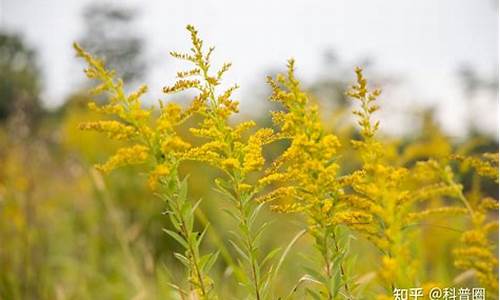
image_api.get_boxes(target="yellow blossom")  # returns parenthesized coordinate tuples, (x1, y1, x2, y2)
(379, 256, 397, 284)
(79, 120, 136, 140)
(148, 164, 171, 190)
(96, 145, 149, 174)
(453, 153, 499, 183)
(221, 158, 240, 170)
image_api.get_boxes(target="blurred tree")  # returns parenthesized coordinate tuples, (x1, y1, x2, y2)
(457, 64, 498, 138)
(0, 32, 42, 126)
(308, 49, 389, 112)
(308, 49, 352, 109)
(79, 2, 147, 84)
(458, 65, 498, 98)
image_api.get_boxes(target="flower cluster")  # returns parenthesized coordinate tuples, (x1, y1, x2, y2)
(160, 25, 286, 299)
(74, 25, 498, 300)
(260, 60, 355, 299)
(342, 69, 477, 293)
(260, 60, 342, 216)
(75, 37, 217, 299)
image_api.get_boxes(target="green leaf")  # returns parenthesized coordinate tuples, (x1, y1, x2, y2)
(305, 288, 322, 300)
(248, 202, 265, 228)
(260, 247, 281, 269)
(191, 198, 203, 214)
(329, 269, 341, 298)
(165, 211, 182, 231)
(202, 251, 219, 273)
(228, 239, 249, 262)
(213, 178, 235, 200)
(178, 177, 189, 201)
(173, 252, 191, 267)
(196, 224, 210, 249)
(181, 200, 192, 225)
(303, 266, 327, 283)
(222, 208, 239, 222)
(284, 274, 321, 300)
(271, 229, 306, 283)
(252, 221, 272, 245)
(163, 228, 188, 249)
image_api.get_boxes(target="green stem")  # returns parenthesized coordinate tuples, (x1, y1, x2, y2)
(195, 209, 246, 283)
(197, 45, 262, 299)
(332, 230, 353, 300)
(442, 170, 474, 217)
(322, 228, 333, 300)
(171, 178, 208, 298)
(237, 195, 262, 300)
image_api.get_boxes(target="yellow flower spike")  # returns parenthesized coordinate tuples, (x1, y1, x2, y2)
(347, 67, 381, 140)
(176, 68, 201, 79)
(234, 120, 257, 137)
(407, 206, 468, 223)
(237, 183, 252, 193)
(162, 79, 201, 94)
(88, 101, 124, 115)
(264, 60, 365, 299)
(161, 136, 191, 154)
(221, 158, 240, 170)
(330, 211, 372, 226)
(257, 173, 287, 187)
(127, 84, 148, 103)
(478, 197, 499, 211)
(255, 186, 296, 204)
(79, 120, 137, 140)
(344, 67, 456, 291)
(242, 128, 274, 173)
(379, 256, 397, 284)
(96, 145, 149, 174)
(452, 153, 499, 183)
(321, 200, 333, 213)
(148, 164, 171, 191)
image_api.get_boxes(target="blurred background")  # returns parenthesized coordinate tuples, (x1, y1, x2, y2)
(0, 0, 498, 299)
(1, 0, 498, 137)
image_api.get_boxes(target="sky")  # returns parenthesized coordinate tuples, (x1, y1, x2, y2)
(0, 0, 498, 138)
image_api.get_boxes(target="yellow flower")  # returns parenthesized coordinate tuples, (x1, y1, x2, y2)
(453, 197, 499, 294)
(453, 153, 499, 183)
(79, 120, 136, 140)
(148, 164, 171, 190)
(264, 60, 343, 220)
(221, 158, 240, 170)
(330, 210, 372, 226)
(243, 128, 274, 173)
(346, 67, 381, 139)
(161, 136, 191, 153)
(379, 256, 397, 284)
(96, 145, 149, 174)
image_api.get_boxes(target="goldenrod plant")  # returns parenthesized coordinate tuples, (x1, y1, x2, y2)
(451, 153, 499, 294)
(262, 60, 354, 299)
(74, 42, 218, 299)
(161, 25, 292, 300)
(66, 25, 499, 300)
(342, 68, 424, 295)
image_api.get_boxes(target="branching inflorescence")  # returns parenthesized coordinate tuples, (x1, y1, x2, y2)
(75, 25, 499, 300)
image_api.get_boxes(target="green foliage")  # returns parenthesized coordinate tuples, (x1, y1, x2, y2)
(0, 24, 497, 300)
(161, 177, 218, 299)
(0, 32, 41, 124)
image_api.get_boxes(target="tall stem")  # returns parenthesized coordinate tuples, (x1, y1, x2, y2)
(172, 178, 208, 298)
(332, 230, 353, 299)
(317, 222, 353, 300)
(235, 189, 262, 300)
